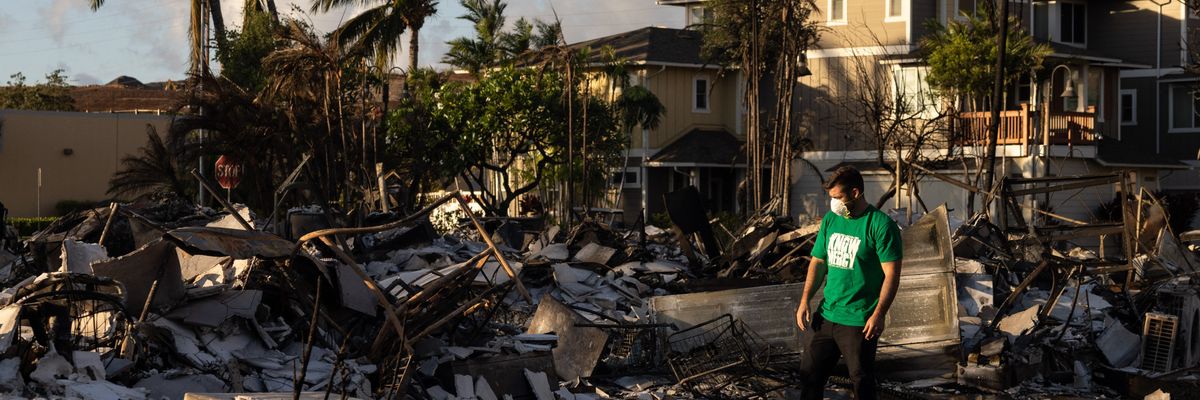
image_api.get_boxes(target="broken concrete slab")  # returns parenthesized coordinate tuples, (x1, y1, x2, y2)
(523, 369, 554, 400)
(134, 373, 228, 400)
(573, 243, 616, 265)
(534, 243, 569, 261)
(65, 379, 150, 400)
(165, 290, 262, 327)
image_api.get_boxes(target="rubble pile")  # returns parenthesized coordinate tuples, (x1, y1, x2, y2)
(0, 176, 1198, 399)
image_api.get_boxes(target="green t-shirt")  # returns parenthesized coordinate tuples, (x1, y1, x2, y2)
(810, 205, 903, 327)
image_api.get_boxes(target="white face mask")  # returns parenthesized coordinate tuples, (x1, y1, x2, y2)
(830, 197, 851, 218)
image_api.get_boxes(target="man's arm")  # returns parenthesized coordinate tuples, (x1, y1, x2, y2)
(796, 257, 826, 331)
(863, 260, 901, 339)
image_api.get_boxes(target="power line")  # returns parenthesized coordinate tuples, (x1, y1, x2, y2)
(0, 20, 190, 57)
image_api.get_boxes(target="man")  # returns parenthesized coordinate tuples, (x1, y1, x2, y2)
(796, 166, 903, 400)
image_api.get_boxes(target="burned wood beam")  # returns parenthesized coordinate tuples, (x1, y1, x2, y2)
(989, 260, 1050, 332)
(454, 194, 534, 304)
(190, 169, 255, 231)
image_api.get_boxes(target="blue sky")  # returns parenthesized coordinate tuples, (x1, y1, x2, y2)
(0, 0, 684, 86)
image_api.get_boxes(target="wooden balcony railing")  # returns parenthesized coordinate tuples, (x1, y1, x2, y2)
(952, 104, 1098, 146)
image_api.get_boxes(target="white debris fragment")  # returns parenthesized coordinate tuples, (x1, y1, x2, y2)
(60, 239, 109, 274)
(475, 376, 498, 400)
(996, 304, 1040, 345)
(524, 369, 555, 400)
(455, 374, 475, 399)
(535, 243, 570, 261)
(1097, 316, 1140, 368)
(71, 351, 105, 381)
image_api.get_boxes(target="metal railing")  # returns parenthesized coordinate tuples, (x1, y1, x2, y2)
(952, 104, 1098, 146)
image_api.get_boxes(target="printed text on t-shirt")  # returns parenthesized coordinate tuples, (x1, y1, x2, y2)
(827, 232, 860, 270)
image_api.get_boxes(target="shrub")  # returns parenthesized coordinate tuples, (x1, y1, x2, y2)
(5, 217, 58, 237)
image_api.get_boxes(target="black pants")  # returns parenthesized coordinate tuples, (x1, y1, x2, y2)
(800, 312, 879, 400)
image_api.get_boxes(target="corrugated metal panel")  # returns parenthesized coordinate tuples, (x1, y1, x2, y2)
(650, 283, 806, 354)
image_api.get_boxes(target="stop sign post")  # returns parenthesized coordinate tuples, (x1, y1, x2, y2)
(214, 155, 243, 202)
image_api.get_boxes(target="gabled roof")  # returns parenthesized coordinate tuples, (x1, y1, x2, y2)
(647, 128, 744, 167)
(568, 27, 708, 67)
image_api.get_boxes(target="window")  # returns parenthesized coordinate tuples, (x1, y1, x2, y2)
(953, 0, 975, 19)
(1032, 2, 1049, 40)
(1059, 2, 1086, 45)
(1086, 67, 1103, 120)
(1119, 89, 1137, 125)
(687, 5, 712, 26)
(828, 0, 846, 24)
(886, 0, 904, 20)
(693, 75, 710, 113)
(891, 66, 938, 119)
(1169, 84, 1200, 132)
(610, 168, 640, 189)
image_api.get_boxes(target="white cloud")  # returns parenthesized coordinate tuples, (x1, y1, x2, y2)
(37, 0, 75, 44)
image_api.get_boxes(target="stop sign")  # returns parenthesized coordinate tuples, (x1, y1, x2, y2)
(214, 155, 243, 189)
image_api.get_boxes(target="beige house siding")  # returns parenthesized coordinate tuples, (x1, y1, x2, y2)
(814, 0, 910, 49)
(797, 55, 890, 152)
(0, 110, 172, 217)
(642, 67, 739, 149)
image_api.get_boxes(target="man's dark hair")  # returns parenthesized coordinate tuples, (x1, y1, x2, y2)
(823, 166, 865, 192)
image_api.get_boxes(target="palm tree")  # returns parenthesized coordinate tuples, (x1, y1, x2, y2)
(312, 0, 438, 75)
(108, 125, 191, 200)
(442, 0, 506, 75)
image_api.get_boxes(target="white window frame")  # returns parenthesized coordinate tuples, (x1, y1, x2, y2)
(692, 74, 711, 113)
(686, 5, 711, 26)
(1168, 84, 1200, 133)
(827, 0, 847, 25)
(1056, 2, 1087, 47)
(888, 65, 938, 120)
(1119, 89, 1137, 126)
(611, 167, 641, 189)
(885, 0, 906, 22)
(951, 0, 974, 21)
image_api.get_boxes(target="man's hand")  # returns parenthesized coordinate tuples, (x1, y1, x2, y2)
(863, 313, 886, 340)
(796, 302, 811, 331)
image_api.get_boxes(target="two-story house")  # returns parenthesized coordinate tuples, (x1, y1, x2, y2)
(662, 0, 1197, 228)
(556, 26, 746, 226)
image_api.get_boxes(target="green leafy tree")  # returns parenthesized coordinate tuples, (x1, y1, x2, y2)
(386, 67, 626, 215)
(0, 70, 76, 111)
(921, 6, 1050, 111)
(216, 5, 277, 92)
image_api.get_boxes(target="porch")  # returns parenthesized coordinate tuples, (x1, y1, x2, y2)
(952, 104, 1099, 146)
